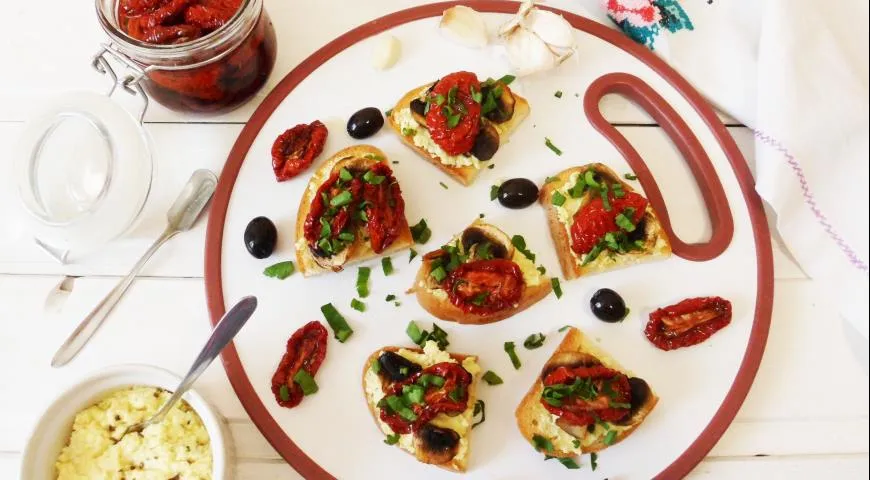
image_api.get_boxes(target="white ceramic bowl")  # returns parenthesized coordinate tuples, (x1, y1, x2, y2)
(19, 364, 233, 480)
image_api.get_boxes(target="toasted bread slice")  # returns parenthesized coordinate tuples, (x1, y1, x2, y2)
(408, 219, 551, 324)
(294, 145, 413, 276)
(516, 327, 658, 458)
(387, 79, 530, 186)
(362, 341, 481, 473)
(539, 163, 671, 280)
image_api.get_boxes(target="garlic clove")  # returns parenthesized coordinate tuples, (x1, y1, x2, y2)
(371, 35, 401, 70)
(504, 27, 556, 77)
(526, 9, 576, 50)
(498, 0, 535, 37)
(440, 5, 488, 49)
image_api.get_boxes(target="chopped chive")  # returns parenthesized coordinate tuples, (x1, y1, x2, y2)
(278, 384, 290, 402)
(554, 90, 563, 98)
(487, 164, 495, 169)
(554, 457, 580, 469)
(410, 219, 431, 244)
(523, 333, 546, 349)
(392, 160, 399, 164)
(320, 303, 353, 342)
(490, 184, 500, 201)
(551, 191, 566, 207)
(551, 278, 562, 299)
(430, 266, 447, 282)
(615, 213, 636, 232)
(590, 452, 598, 471)
(478, 213, 485, 219)
(448, 385, 465, 402)
(362, 170, 386, 185)
(293, 370, 318, 396)
(482, 370, 503, 385)
(532, 434, 553, 452)
(384, 433, 400, 445)
(510, 235, 536, 261)
(356, 267, 371, 298)
(350, 298, 366, 312)
(371, 358, 381, 374)
(536, 265, 546, 274)
(472, 399, 486, 428)
(497, 74, 516, 85)
(401, 127, 416, 136)
(439, 181, 448, 190)
(600, 183, 612, 211)
(603, 430, 617, 445)
(544, 137, 563, 156)
(573, 439, 581, 449)
(504, 341, 521, 369)
(584, 171, 600, 188)
(338, 231, 355, 242)
(406, 321, 426, 345)
(339, 167, 353, 182)
(409, 248, 418, 262)
(624, 173, 638, 180)
(264, 261, 295, 280)
(385, 294, 396, 302)
(558, 325, 572, 332)
(381, 256, 394, 276)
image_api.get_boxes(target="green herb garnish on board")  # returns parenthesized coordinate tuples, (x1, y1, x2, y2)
(472, 400, 486, 428)
(532, 434, 553, 452)
(264, 261, 295, 280)
(551, 278, 563, 299)
(293, 370, 318, 396)
(410, 219, 431, 244)
(409, 248, 418, 262)
(482, 370, 503, 385)
(511, 235, 536, 261)
(545, 137, 563, 156)
(523, 333, 546, 349)
(590, 452, 598, 471)
(504, 341, 521, 369)
(490, 185, 500, 201)
(384, 433, 400, 445)
(554, 90, 563, 98)
(320, 303, 353, 342)
(382, 256, 394, 276)
(356, 267, 371, 298)
(624, 173, 638, 180)
(350, 298, 366, 312)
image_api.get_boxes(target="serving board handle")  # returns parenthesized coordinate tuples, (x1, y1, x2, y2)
(584, 72, 734, 261)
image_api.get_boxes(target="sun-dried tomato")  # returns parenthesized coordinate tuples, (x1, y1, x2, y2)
(571, 191, 648, 256)
(443, 259, 525, 315)
(541, 365, 631, 426)
(270, 321, 328, 408)
(362, 163, 405, 253)
(271, 120, 329, 181)
(118, 0, 240, 44)
(645, 296, 732, 351)
(379, 362, 472, 434)
(425, 71, 482, 156)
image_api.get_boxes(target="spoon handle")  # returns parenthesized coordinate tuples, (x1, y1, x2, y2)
(50, 227, 178, 368)
(148, 296, 258, 426)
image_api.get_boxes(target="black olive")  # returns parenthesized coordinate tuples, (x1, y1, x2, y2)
(590, 288, 628, 322)
(628, 377, 650, 415)
(460, 227, 508, 259)
(410, 98, 427, 117)
(627, 217, 647, 243)
(243, 217, 277, 259)
(417, 424, 460, 454)
(470, 123, 499, 161)
(497, 178, 539, 209)
(377, 351, 422, 382)
(347, 107, 384, 139)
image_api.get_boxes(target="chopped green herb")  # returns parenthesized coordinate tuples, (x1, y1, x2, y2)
(612, 182, 626, 198)
(470, 85, 482, 103)
(446, 111, 462, 128)
(568, 175, 588, 198)
(430, 265, 447, 282)
(433, 94, 445, 106)
(350, 298, 366, 312)
(490, 184, 500, 201)
(498, 74, 516, 85)
(402, 384, 425, 404)
(558, 325, 572, 332)
(381, 256, 394, 276)
(603, 430, 617, 445)
(471, 292, 489, 306)
(439, 181, 448, 190)
(551, 278, 563, 299)
(551, 191, 566, 207)
(409, 248, 418, 262)
(384, 433, 400, 445)
(523, 333, 546, 349)
(392, 160, 399, 164)
(293, 370, 318, 396)
(338, 232, 355, 242)
(320, 303, 353, 342)
(553, 457, 580, 469)
(264, 261, 295, 280)
(624, 173, 638, 180)
(362, 170, 386, 185)
(572, 439, 581, 449)
(532, 434, 554, 452)
(406, 321, 426, 345)
(479, 213, 485, 219)
(504, 341, 521, 369)
(472, 399, 486, 428)
(582, 242, 605, 266)
(584, 171, 600, 188)
(278, 384, 290, 402)
(475, 242, 493, 260)
(401, 127, 417, 136)
(410, 219, 431, 244)
(482, 370, 503, 385)
(544, 137, 563, 156)
(385, 294, 396, 302)
(429, 323, 450, 350)
(487, 164, 495, 169)
(536, 265, 546, 275)
(600, 183, 612, 211)
(417, 374, 446, 388)
(385, 109, 393, 117)
(590, 452, 598, 471)
(448, 385, 465, 402)
(615, 212, 636, 232)
(371, 358, 381, 374)
(511, 235, 536, 261)
(356, 267, 371, 298)
(339, 167, 353, 182)
(554, 90, 563, 98)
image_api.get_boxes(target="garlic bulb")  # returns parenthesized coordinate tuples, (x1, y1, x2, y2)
(439, 5, 488, 49)
(371, 35, 401, 70)
(499, 0, 576, 76)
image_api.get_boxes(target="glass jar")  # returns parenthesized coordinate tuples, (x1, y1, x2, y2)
(95, 0, 277, 115)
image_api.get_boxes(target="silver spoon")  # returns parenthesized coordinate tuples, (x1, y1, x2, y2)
(51, 169, 218, 368)
(117, 295, 257, 441)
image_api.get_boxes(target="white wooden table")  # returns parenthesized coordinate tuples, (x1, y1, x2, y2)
(1, 1, 867, 478)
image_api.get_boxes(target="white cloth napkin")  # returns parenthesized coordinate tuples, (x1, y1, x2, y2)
(557, 0, 870, 338)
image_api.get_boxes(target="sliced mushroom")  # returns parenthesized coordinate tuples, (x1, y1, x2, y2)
(470, 122, 500, 161)
(614, 377, 651, 426)
(377, 351, 422, 382)
(627, 217, 647, 243)
(555, 417, 588, 440)
(311, 245, 349, 272)
(460, 224, 513, 259)
(484, 82, 516, 123)
(541, 351, 601, 379)
(414, 424, 461, 465)
(409, 98, 428, 127)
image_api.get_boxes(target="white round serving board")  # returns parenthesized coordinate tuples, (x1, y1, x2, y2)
(214, 9, 764, 480)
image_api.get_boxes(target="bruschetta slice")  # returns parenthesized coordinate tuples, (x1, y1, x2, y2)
(539, 163, 671, 279)
(387, 71, 530, 186)
(409, 220, 551, 324)
(362, 341, 482, 473)
(295, 145, 413, 276)
(516, 327, 658, 459)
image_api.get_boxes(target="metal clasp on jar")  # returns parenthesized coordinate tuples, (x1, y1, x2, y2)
(91, 43, 151, 124)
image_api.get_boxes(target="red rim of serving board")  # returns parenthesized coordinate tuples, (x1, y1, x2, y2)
(204, 2, 774, 478)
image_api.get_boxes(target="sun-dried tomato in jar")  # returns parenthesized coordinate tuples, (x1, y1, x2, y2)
(96, 0, 277, 114)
